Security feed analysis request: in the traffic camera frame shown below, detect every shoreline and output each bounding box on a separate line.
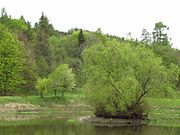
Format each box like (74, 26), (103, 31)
(0, 97), (179, 127)
(80, 116), (149, 126)
(0, 102), (93, 115)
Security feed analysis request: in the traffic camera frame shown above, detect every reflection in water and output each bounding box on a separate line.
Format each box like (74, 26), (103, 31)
(0, 117), (179, 135)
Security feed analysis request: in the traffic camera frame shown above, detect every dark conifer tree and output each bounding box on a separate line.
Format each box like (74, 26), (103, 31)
(34, 12), (53, 77)
(77, 29), (85, 59)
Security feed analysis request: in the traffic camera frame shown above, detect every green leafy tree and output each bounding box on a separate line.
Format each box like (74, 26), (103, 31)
(58, 30), (83, 86)
(83, 31), (102, 46)
(49, 64), (76, 97)
(82, 40), (178, 119)
(48, 35), (67, 69)
(0, 24), (25, 95)
(152, 45), (180, 92)
(164, 64), (180, 97)
(57, 34), (79, 70)
(35, 77), (49, 97)
(0, 9), (38, 94)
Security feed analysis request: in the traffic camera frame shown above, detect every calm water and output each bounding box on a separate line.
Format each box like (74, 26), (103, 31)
(0, 115), (179, 135)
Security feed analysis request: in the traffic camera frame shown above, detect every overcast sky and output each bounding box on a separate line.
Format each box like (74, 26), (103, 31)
(1, 0), (180, 49)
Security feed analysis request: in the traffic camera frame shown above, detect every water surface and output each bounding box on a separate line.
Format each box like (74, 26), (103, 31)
(0, 115), (179, 135)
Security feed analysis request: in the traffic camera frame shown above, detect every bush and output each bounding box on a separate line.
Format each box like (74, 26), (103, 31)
(35, 77), (49, 97)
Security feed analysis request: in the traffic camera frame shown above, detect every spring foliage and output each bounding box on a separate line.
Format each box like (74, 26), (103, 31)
(82, 40), (179, 117)
(0, 24), (25, 95)
(35, 78), (49, 97)
(49, 64), (76, 97)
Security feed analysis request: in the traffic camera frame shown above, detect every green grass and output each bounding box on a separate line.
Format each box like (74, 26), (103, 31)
(0, 90), (85, 106)
(0, 90), (93, 116)
(146, 98), (180, 127)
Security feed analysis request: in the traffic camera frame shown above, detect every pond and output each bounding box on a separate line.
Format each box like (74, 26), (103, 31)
(0, 115), (179, 135)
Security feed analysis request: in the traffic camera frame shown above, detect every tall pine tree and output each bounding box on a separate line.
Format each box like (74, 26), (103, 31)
(152, 22), (171, 46)
(34, 13), (53, 77)
(77, 29), (85, 59)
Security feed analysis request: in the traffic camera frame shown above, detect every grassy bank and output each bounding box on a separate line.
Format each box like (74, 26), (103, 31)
(146, 98), (180, 127)
(0, 90), (85, 105)
(0, 92), (179, 127)
(0, 90), (93, 115)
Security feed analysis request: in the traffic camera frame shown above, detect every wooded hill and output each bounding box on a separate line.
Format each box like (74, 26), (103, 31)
(0, 8), (179, 96)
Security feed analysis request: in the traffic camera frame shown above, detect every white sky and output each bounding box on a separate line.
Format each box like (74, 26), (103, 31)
(1, 0), (180, 49)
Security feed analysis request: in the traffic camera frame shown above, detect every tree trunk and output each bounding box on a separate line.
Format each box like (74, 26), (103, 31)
(61, 88), (66, 98)
(54, 89), (57, 97)
(61, 90), (64, 98)
(40, 92), (44, 98)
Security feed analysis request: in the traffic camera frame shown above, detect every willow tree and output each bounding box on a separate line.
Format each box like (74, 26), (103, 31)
(82, 40), (178, 119)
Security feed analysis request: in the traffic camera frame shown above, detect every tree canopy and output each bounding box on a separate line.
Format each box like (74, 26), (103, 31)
(0, 24), (25, 95)
(82, 40), (179, 118)
(49, 64), (76, 97)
